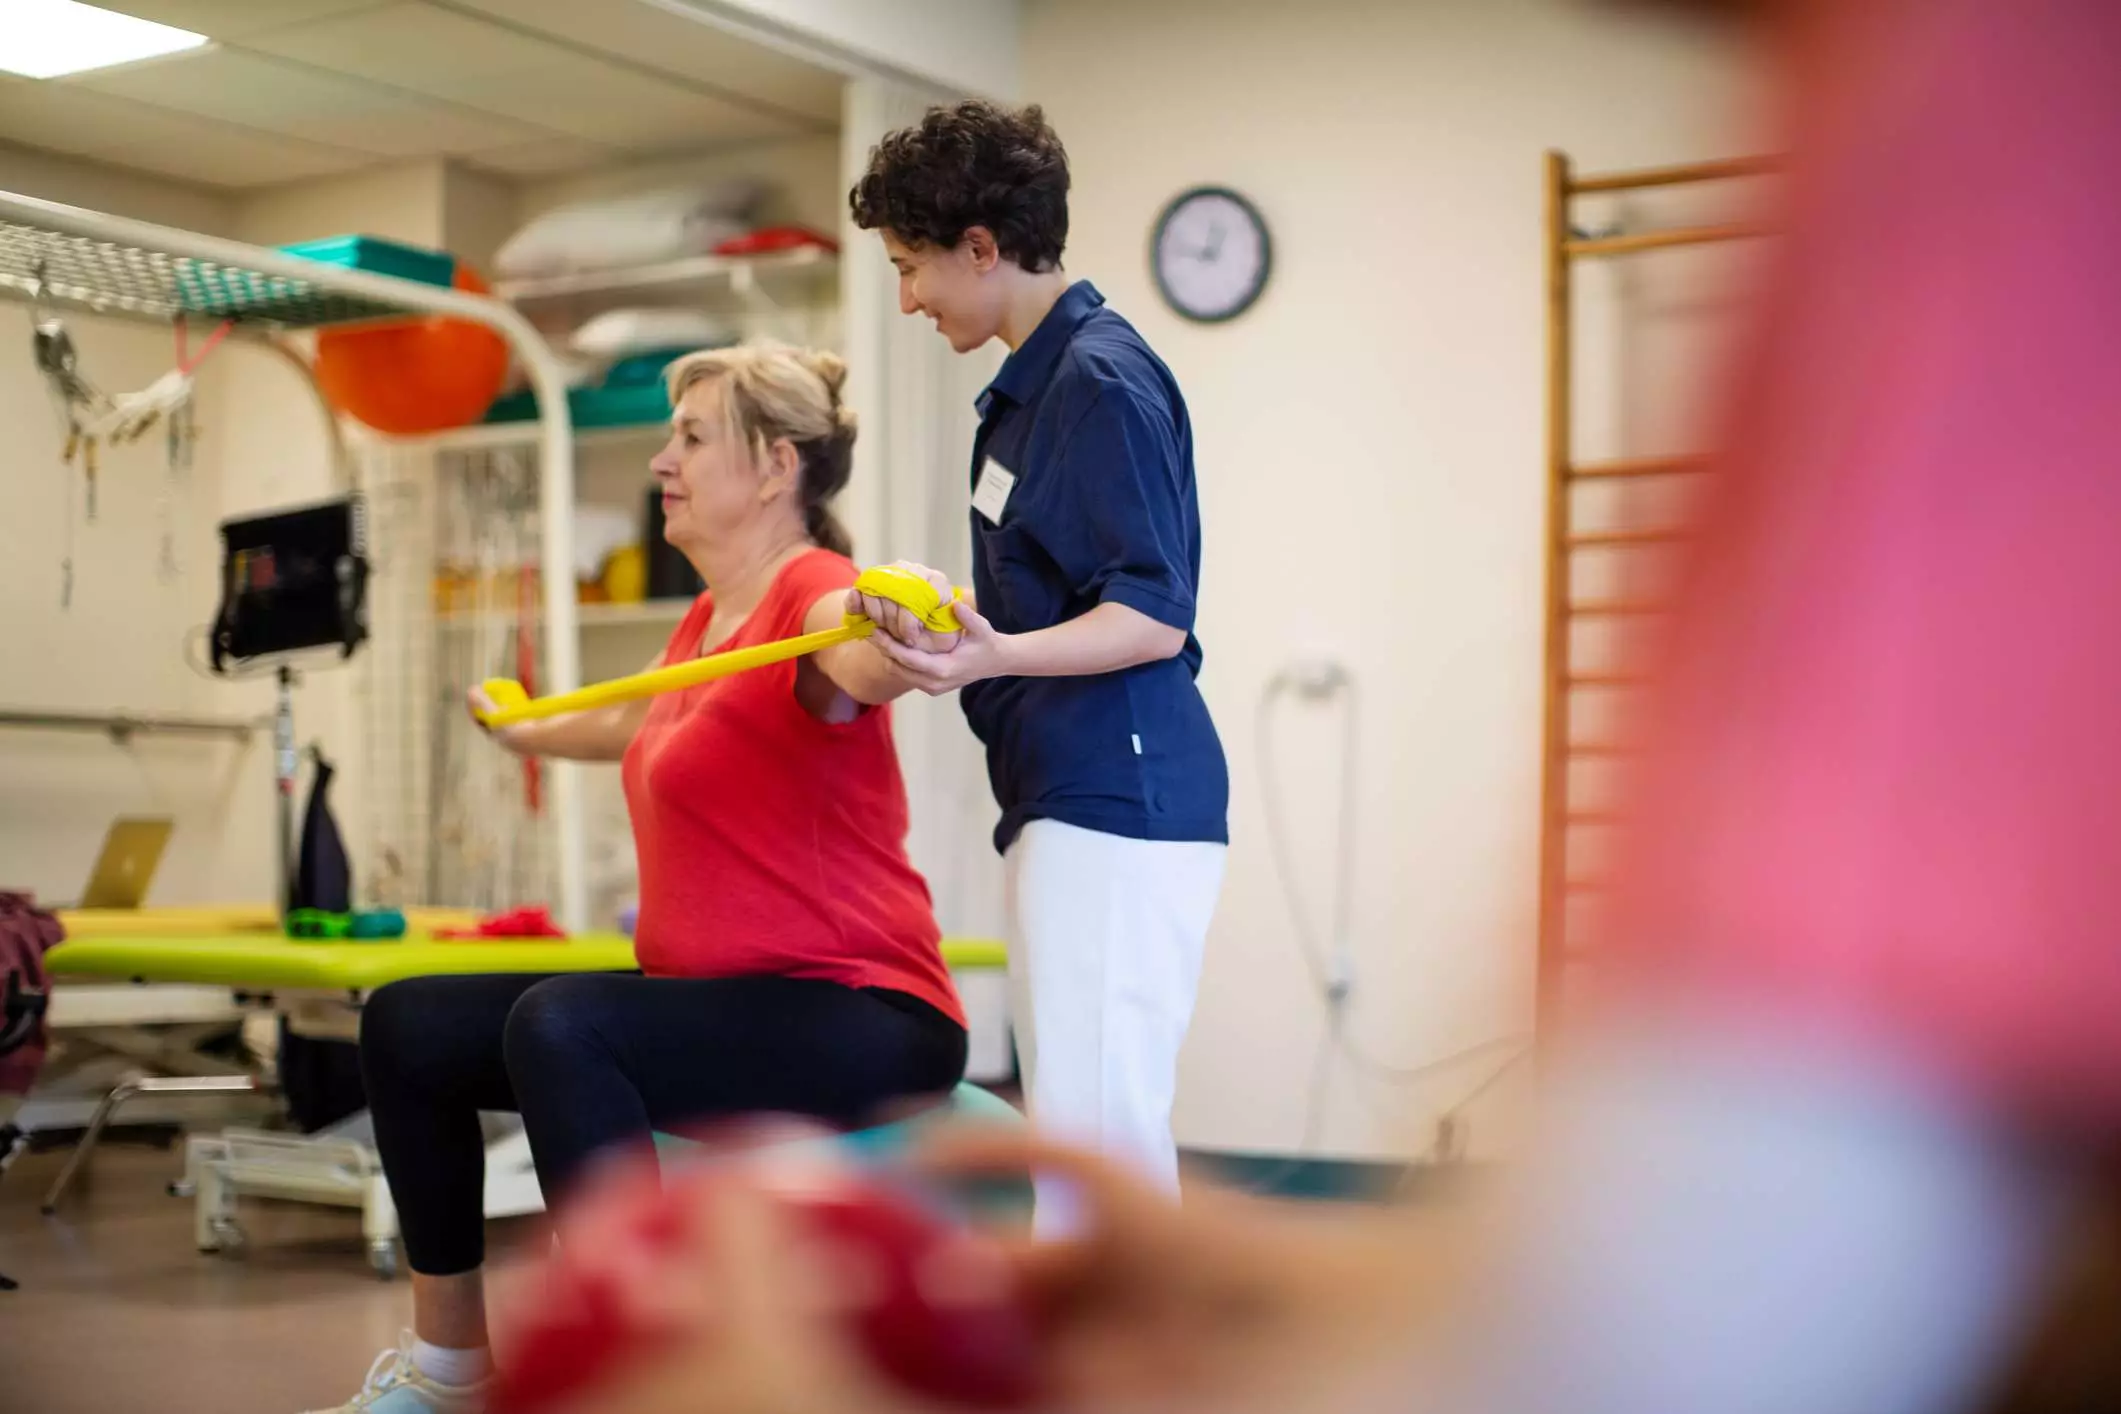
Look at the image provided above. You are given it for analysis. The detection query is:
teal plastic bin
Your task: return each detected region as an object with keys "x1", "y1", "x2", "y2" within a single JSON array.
[
  {"x1": 280, "y1": 235, "x2": 455, "y2": 287},
  {"x1": 483, "y1": 383, "x2": 672, "y2": 429}
]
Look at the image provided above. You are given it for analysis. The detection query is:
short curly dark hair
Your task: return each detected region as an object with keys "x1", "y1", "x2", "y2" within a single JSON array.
[{"x1": 849, "y1": 100, "x2": 1069, "y2": 273}]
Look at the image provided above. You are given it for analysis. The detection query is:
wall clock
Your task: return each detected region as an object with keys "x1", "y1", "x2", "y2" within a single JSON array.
[{"x1": 1150, "y1": 186, "x2": 1271, "y2": 324}]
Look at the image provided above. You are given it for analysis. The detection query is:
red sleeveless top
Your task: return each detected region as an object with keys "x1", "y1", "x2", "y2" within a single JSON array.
[{"x1": 622, "y1": 550, "x2": 963, "y2": 1026}]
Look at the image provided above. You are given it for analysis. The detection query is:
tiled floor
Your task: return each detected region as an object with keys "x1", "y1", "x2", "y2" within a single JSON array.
[{"x1": 0, "y1": 1139, "x2": 540, "y2": 1413}]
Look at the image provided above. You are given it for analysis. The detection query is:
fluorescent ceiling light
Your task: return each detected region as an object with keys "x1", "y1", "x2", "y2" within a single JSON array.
[{"x1": 0, "y1": 1, "x2": 208, "y2": 80}]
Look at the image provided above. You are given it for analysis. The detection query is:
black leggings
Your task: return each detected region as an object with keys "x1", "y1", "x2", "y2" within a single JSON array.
[{"x1": 359, "y1": 972, "x2": 967, "y2": 1276}]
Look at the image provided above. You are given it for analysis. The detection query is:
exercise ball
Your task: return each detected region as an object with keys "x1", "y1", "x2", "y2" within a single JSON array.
[{"x1": 314, "y1": 264, "x2": 509, "y2": 435}]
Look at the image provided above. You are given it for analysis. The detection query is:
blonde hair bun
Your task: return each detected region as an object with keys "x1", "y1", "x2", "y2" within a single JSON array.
[{"x1": 801, "y1": 350, "x2": 850, "y2": 401}]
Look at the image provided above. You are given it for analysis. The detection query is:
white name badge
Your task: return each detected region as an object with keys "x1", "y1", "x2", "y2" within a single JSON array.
[{"x1": 972, "y1": 456, "x2": 1018, "y2": 525}]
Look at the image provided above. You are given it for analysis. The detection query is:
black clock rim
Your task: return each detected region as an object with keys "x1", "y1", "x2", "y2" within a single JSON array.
[{"x1": 1149, "y1": 185, "x2": 1272, "y2": 325}]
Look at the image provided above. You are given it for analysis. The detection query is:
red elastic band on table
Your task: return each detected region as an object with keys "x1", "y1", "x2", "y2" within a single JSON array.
[{"x1": 434, "y1": 906, "x2": 569, "y2": 941}]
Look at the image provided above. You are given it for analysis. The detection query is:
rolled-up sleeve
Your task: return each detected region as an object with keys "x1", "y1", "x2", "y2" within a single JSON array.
[{"x1": 1044, "y1": 389, "x2": 1195, "y2": 631}]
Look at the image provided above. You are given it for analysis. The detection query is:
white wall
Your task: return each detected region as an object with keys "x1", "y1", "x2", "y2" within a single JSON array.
[
  {"x1": 1022, "y1": 0, "x2": 1769, "y2": 1159},
  {"x1": 0, "y1": 150, "x2": 252, "y2": 907},
  {"x1": 0, "y1": 141, "x2": 232, "y2": 234}
]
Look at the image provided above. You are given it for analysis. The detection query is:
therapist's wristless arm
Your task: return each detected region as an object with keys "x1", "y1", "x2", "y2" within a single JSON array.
[
  {"x1": 995, "y1": 600, "x2": 1186, "y2": 678},
  {"x1": 864, "y1": 597, "x2": 1182, "y2": 696}
]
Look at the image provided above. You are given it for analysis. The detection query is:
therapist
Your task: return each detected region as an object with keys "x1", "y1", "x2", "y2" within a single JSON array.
[
  {"x1": 312, "y1": 343, "x2": 965, "y2": 1414},
  {"x1": 848, "y1": 100, "x2": 1229, "y2": 1229}
]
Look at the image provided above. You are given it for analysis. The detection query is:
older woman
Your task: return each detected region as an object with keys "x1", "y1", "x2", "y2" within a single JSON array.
[{"x1": 314, "y1": 344, "x2": 962, "y2": 1414}]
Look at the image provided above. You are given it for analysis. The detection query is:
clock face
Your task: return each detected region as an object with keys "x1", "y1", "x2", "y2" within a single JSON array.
[{"x1": 1151, "y1": 187, "x2": 1271, "y2": 323}]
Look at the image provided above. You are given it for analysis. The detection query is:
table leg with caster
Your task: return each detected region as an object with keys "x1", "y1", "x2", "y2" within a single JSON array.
[
  {"x1": 188, "y1": 1132, "x2": 244, "y2": 1256},
  {"x1": 363, "y1": 1169, "x2": 399, "y2": 1280}
]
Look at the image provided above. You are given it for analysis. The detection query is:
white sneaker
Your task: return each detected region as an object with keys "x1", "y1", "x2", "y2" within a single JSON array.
[{"x1": 306, "y1": 1334, "x2": 487, "y2": 1413}]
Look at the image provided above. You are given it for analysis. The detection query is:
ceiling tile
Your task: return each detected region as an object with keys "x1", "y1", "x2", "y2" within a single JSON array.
[
  {"x1": 75, "y1": 47, "x2": 548, "y2": 157},
  {"x1": 95, "y1": 1, "x2": 391, "y2": 41},
  {"x1": 245, "y1": 3, "x2": 598, "y2": 88},
  {"x1": 2, "y1": 0, "x2": 843, "y2": 192},
  {"x1": 445, "y1": 0, "x2": 840, "y2": 125},
  {"x1": 445, "y1": 58, "x2": 792, "y2": 148},
  {"x1": 0, "y1": 71, "x2": 369, "y2": 188},
  {"x1": 250, "y1": 3, "x2": 804, "y2": 149}
]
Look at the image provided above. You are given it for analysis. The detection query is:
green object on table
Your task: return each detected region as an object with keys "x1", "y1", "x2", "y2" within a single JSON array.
[
  {"x1": 348, "y1": 908, "x2": 407, "y2": 940},
  {"x1": 283, "y1": 908, "x2": 352, "y2": 940},
  {"x1": 284, "y1": 908, "x2": 406, "y2": 942}
]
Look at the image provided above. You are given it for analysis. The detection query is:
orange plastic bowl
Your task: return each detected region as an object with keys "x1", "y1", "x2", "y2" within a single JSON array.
[{"x1": 314, "y1": 264, "x2": 509, "y2": 435}]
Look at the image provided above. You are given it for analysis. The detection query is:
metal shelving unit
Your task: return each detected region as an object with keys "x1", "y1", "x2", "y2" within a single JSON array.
[{"x1": 0, "y1": 187, "x2": 592, "y2": 933}]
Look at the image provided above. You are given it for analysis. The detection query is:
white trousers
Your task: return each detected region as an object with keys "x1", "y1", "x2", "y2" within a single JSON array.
[{"x1": 1003, "y1": 819, "x2": 1225, "y2": 1231}]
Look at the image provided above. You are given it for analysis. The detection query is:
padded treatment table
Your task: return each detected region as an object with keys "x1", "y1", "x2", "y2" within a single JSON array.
[
  {"x1": 39, "y1": 919, "x2": 1012, "y2": 1274},
  {"x1": 46, "y1": 931, "x2": 1008, "y2": 993},
  {"x1": 17, "y1": 908, "x2": 392, "y2": 1163}
]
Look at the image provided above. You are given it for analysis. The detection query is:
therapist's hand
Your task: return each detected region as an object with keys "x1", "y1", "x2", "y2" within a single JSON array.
[
  {"x1": 845, "y1": 561, "x2": 964, "y2": 658},
  {"x1": 864, "y1": 597, "x2": 1015, "y2": 696}
]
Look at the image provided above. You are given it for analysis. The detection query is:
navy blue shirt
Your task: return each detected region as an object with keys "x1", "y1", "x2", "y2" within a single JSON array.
[{"x1": 962, "y1": 281, "x2": 1229, "y2": 854}]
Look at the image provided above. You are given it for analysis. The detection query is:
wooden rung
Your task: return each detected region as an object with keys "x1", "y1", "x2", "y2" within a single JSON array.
[
  {"x1": 1567, "y1": 155, "x2": 1781, "y2": 195},
  {"x1": 1567, "y1": 527, "x2": 1687, "y2": 550},
  {"x1": 1567, "y1": 742, "x2": 1638, "y2": 758},
  {"x1": 1568, "y1": 672, "x2": 1649, "y2": 688},
  {"x1": 1569, "y1": 599, "x2": 1669, "y2": 618},
  {"x1": 1565, "y1": 811, "x2": 1620, "y2": 826},
  {"x1": 1566, "y1": 223, "x2": 1767, "y2": 258},
  {"x1": 1569, "y1": 454, "x2": 1710, "y2": 480}
]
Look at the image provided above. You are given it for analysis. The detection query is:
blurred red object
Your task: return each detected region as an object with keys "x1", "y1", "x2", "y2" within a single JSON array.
[
  {"x1": 1605, "y1": 0, "x2": 2121, "y2": 1126},
  {"x1": 713, "y1": 225, "x2": 839, "y2": 256},
  {"x1": 490, "y1": 1153, "x2": 1043, "y2": 1413},
  {"x1": 434, "y1": 906, "x2": 566, "y2": 941},
  {"x1": 314, "y1": 264, "x2": 509, "y2": 435}
]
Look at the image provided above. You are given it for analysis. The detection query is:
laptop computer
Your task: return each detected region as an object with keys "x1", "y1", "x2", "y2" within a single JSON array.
[{"x1": 67, "y1": 817, "x2": 175, "y2": 911}]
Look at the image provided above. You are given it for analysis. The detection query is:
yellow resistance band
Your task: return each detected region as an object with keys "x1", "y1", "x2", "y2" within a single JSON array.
[{"x1": 475, "y1": 564, "x2": 962, "y2": 729}]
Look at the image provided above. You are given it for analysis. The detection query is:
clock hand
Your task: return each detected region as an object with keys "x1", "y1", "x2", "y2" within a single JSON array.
[{"x1": 1201, "y1": 223, "x2": 1227, "y2": 261}]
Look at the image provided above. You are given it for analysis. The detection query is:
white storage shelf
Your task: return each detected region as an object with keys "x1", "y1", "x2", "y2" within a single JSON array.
[{"x1": 495, "y1": 244, "x2": 836, "y2": 308}]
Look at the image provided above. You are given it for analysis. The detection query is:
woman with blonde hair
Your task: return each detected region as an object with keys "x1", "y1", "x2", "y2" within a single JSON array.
[{"x1": 312, "y1": 343, "x2": 964, "y2": 1414}]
